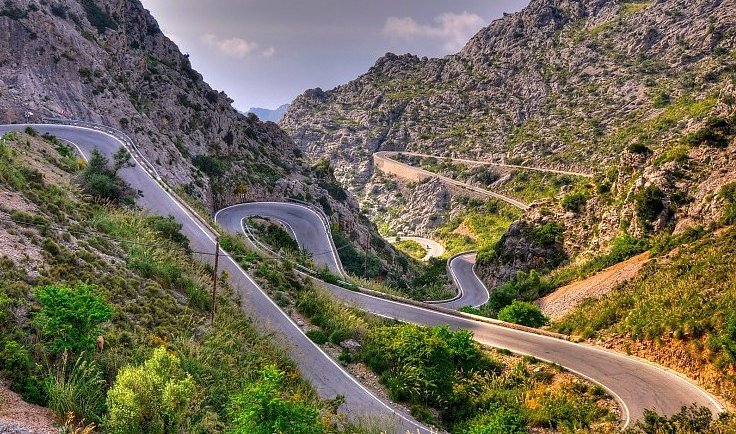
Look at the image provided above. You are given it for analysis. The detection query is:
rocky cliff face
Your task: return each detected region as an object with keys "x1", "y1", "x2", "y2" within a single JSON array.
[
  {"x1": 282, "y1": 0, "x2": 736, "y2": 284},
  {"x1": 0, "y1": 0, "x2": 403, "y2": 267}
]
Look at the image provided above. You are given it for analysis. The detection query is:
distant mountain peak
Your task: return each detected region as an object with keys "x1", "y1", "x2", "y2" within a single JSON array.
[{"x1": 247, "y1": 104, "x2": 290, "y2": 122}]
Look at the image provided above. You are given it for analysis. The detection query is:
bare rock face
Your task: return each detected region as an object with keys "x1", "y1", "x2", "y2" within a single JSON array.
[{"x1": 476, "y1": 219, "x2": 567, "y2": 288}]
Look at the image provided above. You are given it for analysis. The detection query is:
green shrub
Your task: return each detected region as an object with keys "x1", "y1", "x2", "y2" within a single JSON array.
[
  {"x1": 719, "y1": 182, "x2": 736, "y2": 225},
  {"x1": 105, "y1": 347, "x2": 196, "y2": 434},
  {"x1": 33, "y1": 284, "x2": 112, "y2": 353},
  {"x1": 627, "y1": 142, "x2": 652, "y2": 154},
  {"x1": 45, "y1": 353, "x2": 107, "y2": 423},
  {"x1": 498, "y1": 301, "x2": 548, "y2": 327},
  {"x1": 561, "y1": 192, "x2": 588, "y2": 213},
  {"x1": 1, "y1": 340, "x2": 44, "y2": 404},
  {"x1": 191, "y1": 154, "x2": 228, "y2": 177},
  {"x1": 228, "y1": 366, "x2": 323, "y2": 434},
  {"x1": 305, "y1": 329, "x2": 328, "y2": 344},
  {"x1": 148, "y1": 216, "x2": 190, "y2": 250},
  {"x1": 683, "y1": 116, "x2": 734, "y2": 149},
  {"x1": 635, "y1": 185, "x2": 666, "y2": 227},
  {"x1": 361, "y1": 324, "x2": 499, "y2": 423},
  {"x1": 81, "y1": 149, "x2": 135, "y2": 203},
  {"x1": 531, "y1": 222, "x2": 564, "y2": 248},
  {"x1": 465, "y1": 406, "x2": 528, "y2": 434},
  {"x1": 630, "y1": 405, "x2": 713, "y2": 433}
]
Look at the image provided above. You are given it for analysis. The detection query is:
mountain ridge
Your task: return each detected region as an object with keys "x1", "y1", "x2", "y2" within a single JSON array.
[{"x1": 247, "y1": 104, "x2": 290, "y2": 122}]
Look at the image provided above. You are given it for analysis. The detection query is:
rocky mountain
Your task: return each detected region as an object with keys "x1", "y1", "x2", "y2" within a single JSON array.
[
  {"x1": 0, "y1": 0, "x2": 407, "y2": 270},
  {"x1": 281, "y1": 0, "x2": 736, "y2": 284},
  {"x1": 247, "y1": 104, "x2": 290, "y2": 123}
]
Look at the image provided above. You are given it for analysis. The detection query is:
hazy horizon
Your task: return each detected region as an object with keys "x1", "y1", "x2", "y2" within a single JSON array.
[{"x1": 140, "y1": 0, "x2": 529, "y2": 111}]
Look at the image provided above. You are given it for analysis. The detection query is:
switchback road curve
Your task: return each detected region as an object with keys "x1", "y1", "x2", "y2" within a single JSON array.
[
  {"x1": 218, "y1": 200, "x2": 726, "y2": 428},
  {"x1": 6, "y1": 124, "x2": 724, "y2": 430}
]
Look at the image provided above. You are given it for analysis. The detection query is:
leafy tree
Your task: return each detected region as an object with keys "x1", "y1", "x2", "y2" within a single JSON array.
[
  {"x1": 719, "y1": 182, "x2": 736, "y2": 225},
  {"x1": 635, "y1": 185, "x2": 666, "y2": 227},
  {"x1": 498, "y1": 300, "x2": 548, "y2": 327},
  {"x1": 228, "y1": 366, "x2": 323, "y2": 434},
  {"x1": 33, "y1": 284, "x2": 112, "y2": 353},
  {"x1": 112, "y1": 146, "x2": 134, "y2": 175},
  {"x1": 106, "y1": 347, "x2": 196, "y2": 434},
  {"x1": 81, "y1": 148, "x2": 136, "y2": 203},
  {"x1": 561, "y1": 192, "x2": 588, "y2": 213}
]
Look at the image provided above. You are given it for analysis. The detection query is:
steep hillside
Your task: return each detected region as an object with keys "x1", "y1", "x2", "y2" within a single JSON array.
[
  {"x1": 282, "y1": 0, "x2": 736, "y2": 286},
  {"x1": 0, "y1": 0, "x2": 409, "y2": 278},
  {"x1": 284, "y1": 0, "x2": 734, "y2": 181},
  {"x1": 0, "y1": 130, "x2": 324, "y2": 432}
]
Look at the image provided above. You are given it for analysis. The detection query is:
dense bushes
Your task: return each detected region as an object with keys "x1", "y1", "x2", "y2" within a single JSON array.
[
  {"x1": 361, "y1": 324, "x2": 499, "y2": 424},
  {"x1": 1, "y1": 340, "x2": 44, "y2": 404},
  {"x1": 635, "y1": 185, "x2": 665, "y2": 227},
  {"x1": 81, "y1": 148, "x2": 136, "y2": 203},
  {"x1": 683, "y1": 115, "x2": 735, "y2": 149},
  {"x1": 191, "y1": 154, "x2": 229, "y2": 177},
  {"x1": 627, "y1": 405, "x2": 736, "y2": 433},
  {"x1": 105, "y1": 348, "x2": 196, "y2": 433},
  {"x1": 33, "y1": 284, "x2": 112, "y2": 354},
  {"x1": 228, "y1": 366, "x2": 323, "y2": 434},
  {"x1": 498, "y1": 301, "x2": 548, "y2": 327},
  {"x1": 561, "y1": 191, "x2": 588, "y2": 212}
]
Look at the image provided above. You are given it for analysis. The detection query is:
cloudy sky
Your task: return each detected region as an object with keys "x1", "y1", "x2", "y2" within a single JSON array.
[{"x1": 140, "y1": 0, "x2": 529, "y2": 110}]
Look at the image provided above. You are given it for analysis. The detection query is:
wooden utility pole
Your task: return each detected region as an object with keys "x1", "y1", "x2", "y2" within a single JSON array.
[{"x1": 211, "y1": 237, "x2": 220, "y2": 322}]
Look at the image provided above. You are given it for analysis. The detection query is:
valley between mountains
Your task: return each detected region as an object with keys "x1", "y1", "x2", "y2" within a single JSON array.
[{"x1": 1, "y1": 0, "x2": 736, "y2": 433}]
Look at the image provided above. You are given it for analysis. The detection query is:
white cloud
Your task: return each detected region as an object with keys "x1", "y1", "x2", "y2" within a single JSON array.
[
  {"x1": 261, "y1": 46, "x2": 276, "y2": 58},
  {"x1": 202, "y1": 33, "x2": 260, "y2": 58},
  {"x1": 382, "y1": 12, "x2": 486, "y2": 51}
]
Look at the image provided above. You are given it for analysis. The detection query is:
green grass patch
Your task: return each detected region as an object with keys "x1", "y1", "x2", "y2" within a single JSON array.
[{"x1": 393, "y1": 239, "x2": 427, "y2": 260}]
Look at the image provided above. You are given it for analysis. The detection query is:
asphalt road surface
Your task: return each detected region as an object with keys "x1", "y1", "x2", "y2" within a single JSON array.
[{"x1": 434, "y1": 253, "x2": 490, "y2": 309}]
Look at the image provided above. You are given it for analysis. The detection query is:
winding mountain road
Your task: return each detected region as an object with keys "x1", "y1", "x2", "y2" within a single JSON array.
[
  {"x1": 435, "y1": 253, "x2": 490, "y2": 309},
  {"x1": 0, "y1": 124, "x2": 427, "y2": 433},
  {"x1": 217, "y1": 200, "x2": 726, "y2": 428},
  {"x1": 4, "y1": 124, "x2": 725, "y2": 431}
]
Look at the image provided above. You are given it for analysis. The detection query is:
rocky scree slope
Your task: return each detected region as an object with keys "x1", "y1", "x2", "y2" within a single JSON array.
[
  {"x1": 0, "y1": 0, "x2": 405, "y2": 269},
  {"x1": 282, "y1": 0, "x2": 736, "y2": 284}
]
